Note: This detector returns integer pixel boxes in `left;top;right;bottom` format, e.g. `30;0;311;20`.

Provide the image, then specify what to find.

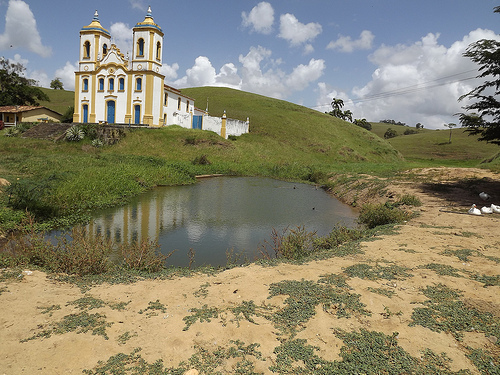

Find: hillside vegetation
370;122;500;167
2;86;499;231
38;87;74;115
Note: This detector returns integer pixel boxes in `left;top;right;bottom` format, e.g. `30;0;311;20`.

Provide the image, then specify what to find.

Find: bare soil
1;167;499;374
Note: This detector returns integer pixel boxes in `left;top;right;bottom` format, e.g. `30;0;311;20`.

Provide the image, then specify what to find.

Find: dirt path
1;168;499;374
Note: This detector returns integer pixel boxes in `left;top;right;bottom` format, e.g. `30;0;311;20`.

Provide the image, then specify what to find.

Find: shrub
358;203;412;229
65;125;85;141
91;139;103;148
314;226;364;250
119;239;171;272
6;176;58;219
2;221;112;276
192;154;211;165
263;226;317;260
5;122;35;137
403;128;418;135
396;194;422;207
384;128;398;139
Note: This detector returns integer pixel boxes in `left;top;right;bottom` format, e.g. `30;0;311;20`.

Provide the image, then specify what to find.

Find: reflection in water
85;177;358;267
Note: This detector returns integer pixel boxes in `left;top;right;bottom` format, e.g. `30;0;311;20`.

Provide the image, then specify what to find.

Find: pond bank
1;167;499;374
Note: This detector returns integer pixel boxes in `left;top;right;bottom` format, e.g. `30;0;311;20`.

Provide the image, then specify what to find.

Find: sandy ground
0;168;499;374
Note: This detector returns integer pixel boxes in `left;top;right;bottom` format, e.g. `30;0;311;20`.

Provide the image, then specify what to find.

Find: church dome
81;10;111;36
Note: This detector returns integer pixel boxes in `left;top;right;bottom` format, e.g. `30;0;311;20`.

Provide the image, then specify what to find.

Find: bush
314;226;364;250
1;218;112;275
396;194;422;207
262;226;317;260
192;154;211;165
6;176;58;219
403;128;418;135
119;239;171;272
91;139;103;148
65;125;85;141
5;122;36;137
384;128;398;139
358;203;412;229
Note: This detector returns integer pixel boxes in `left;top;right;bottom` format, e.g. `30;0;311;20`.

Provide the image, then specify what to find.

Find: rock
184;370;199;375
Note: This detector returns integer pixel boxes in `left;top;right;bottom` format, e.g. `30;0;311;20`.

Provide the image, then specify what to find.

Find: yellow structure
0;106;62;125
73;7;167;126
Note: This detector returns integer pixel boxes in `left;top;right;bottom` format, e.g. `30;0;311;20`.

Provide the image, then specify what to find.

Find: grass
2;87;499;235
410;284;500;343
370;122;500;164
267;276;370;336
270;330;471;375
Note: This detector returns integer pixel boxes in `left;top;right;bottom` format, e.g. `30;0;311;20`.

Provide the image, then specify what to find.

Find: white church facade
73;8;249;138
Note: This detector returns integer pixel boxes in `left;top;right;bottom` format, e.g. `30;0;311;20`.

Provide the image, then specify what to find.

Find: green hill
370;122;499;164
180;87;401;165
32;86;500;168
38;87;74;115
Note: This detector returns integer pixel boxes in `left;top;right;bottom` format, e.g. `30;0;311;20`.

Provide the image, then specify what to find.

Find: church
73;7;204;129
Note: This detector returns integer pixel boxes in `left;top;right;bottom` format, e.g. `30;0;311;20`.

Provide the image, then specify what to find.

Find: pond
82;177;358;267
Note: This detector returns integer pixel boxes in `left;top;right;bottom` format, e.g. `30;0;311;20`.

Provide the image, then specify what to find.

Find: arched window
137;38;144;56
98;78;104;91
186;100;190;112
164;93;168;106
119;78;125;91
135;77;142;91
108;78;114;91
177;97;181;110
102;44;108;55
83;41;90;58
156;41;161;60
82;78;88;91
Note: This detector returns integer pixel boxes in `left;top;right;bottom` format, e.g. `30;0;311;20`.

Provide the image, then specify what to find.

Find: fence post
221;110;227;139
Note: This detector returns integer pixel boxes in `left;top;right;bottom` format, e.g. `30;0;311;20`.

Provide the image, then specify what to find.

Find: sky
0;0;498;129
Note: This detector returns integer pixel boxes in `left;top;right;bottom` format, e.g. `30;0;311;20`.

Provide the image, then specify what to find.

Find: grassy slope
370;122;500;168
181;87;401;165
0;87;403;223
38;87;74;115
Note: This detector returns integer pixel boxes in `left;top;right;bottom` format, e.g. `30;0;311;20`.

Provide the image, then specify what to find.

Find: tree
50;77;64;90
458;6;500;145
415;123;424;129
61;106;74;123
384;128;397;139
327;97;345;118
342;109;353;122
354;118;372;131
0;57;49;106
444;123;456;143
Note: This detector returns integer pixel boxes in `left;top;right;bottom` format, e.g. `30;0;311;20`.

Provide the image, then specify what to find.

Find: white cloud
242;2;274;35
129;0;147;11
324;29;500;129
172;46;324;100
0;0;51;57
7;54;51;87
54;61;78;91
327;30;375;53
286;59;325;92
109;22;133;55
161;62;180;82
278;13;322;49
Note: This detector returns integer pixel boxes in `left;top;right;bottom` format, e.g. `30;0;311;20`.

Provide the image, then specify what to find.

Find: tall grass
0;216;169;275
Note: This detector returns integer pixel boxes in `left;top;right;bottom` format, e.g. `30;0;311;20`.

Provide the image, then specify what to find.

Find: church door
134;105;141;124
82;104;88;123
107;100;115;123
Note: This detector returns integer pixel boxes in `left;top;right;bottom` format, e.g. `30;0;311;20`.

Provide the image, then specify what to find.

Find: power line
311;68;479;110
